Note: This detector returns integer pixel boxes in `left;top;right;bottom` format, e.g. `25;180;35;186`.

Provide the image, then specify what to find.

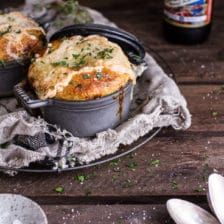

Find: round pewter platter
0;47;175;173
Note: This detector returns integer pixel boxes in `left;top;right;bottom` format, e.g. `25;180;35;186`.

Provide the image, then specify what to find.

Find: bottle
163;0;213;44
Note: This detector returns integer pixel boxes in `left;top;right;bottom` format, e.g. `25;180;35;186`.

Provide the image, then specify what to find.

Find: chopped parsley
82;74;91;79
96;48;114;59
51;61;68;67
96;72;103;80
75;174;88;183
110;159;119;166
0;25;12;36
150;159;160;167
171;181;178;190
122;179;132;188
212;111;218;117
127;161;138;170
194;186;205;193
54;186;64;193
72;53;80;59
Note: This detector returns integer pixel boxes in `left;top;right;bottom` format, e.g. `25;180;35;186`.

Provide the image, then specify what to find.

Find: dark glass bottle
163;0;213;44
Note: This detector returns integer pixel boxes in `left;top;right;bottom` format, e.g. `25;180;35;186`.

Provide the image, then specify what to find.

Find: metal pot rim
14;81;133;110
0;58;30;70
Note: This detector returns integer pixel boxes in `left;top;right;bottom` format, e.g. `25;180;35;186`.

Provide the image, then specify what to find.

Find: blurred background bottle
163;0;213;44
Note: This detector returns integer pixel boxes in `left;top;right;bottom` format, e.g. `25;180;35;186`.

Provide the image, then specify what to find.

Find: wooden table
0;0;224;223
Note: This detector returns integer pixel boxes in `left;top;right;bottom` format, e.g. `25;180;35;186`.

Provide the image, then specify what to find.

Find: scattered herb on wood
127;161;138;170
72;54;86;68
110;159;119;166
76;174;88;183
96;48;114;59
122;179;132;188
54;186;64;193
171;180;178;190
194;186;205;193
112;175;118;181
212;111;218;117
150;159;160;167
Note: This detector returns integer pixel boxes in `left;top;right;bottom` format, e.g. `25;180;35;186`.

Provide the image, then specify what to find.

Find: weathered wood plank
43;203;211;224
43;204;174;224
0;134;223;199
180;85;224;132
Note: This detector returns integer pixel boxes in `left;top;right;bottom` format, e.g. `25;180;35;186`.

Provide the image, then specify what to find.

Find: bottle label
164;0;213;28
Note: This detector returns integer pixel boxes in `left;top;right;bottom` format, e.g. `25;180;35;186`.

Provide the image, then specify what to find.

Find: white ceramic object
167;199;219;224
208;173;224;224
0;194;48;224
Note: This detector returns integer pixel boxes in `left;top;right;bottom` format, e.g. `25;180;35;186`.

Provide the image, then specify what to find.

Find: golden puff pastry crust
0;12;46;62
28;35;135;101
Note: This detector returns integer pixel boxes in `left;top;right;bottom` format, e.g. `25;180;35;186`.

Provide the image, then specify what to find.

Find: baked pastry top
0;12;46;62
28;35;136;101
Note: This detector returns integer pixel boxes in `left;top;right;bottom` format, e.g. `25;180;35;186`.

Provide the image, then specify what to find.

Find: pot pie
0;12;46;62
28;35;136;101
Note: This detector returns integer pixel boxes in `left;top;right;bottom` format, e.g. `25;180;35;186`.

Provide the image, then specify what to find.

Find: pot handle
14;82;51;110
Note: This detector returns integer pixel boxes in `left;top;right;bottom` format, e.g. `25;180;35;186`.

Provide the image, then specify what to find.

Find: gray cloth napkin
0;8;191;174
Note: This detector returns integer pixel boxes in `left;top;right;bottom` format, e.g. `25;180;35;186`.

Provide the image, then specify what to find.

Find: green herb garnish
54;186;64;193
51;61;68;67
96;72;103;80
194;186;205;193
0;25;12;36
171;181;178;190
72;54;87;68
122;179;132;188
212;111;218;117
150;159;160;167
76;174;88;183
82;74;91;79
96;48;114;59
110;159;119;166
72;53;80;59
127;162;138;170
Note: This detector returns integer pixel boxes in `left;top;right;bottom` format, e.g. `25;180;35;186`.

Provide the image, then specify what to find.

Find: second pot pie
28;35;136;101
0;12;46;62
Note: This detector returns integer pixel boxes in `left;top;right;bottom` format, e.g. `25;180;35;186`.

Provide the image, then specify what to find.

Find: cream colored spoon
208;173;224;224
167;199;219;224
